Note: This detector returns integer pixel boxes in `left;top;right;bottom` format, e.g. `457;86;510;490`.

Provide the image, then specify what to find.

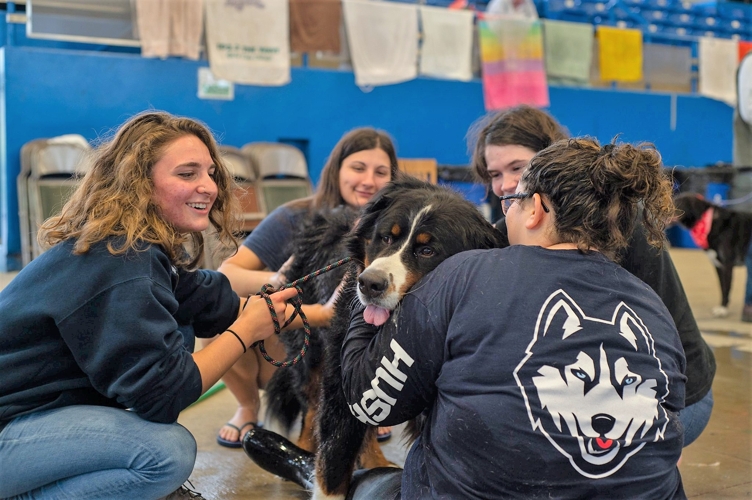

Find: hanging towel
419;5;474;82
643;43;691;89
597;26;642;82
478;16;549;111
136;0;204;60
485;0;539;20
342;0;418;87
739;40;752;62
698;37;738;106
205;0;291;86
542;19;593;83
289;0;341;53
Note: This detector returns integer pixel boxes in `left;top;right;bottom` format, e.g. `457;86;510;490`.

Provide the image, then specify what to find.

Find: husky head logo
513;290;670;479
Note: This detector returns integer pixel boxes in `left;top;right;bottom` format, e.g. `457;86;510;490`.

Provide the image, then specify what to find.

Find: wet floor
2;247;750;498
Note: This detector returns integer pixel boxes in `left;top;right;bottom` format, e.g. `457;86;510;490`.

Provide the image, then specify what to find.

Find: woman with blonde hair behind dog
0;111;297;499
340;137;686;498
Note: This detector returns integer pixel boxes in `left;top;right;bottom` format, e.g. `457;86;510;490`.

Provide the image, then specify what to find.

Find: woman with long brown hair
0;111;296;499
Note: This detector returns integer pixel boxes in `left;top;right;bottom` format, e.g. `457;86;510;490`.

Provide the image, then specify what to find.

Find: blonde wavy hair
38;111;240;268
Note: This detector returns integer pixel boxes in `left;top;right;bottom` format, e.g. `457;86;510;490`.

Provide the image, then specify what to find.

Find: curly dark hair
521;137;674;260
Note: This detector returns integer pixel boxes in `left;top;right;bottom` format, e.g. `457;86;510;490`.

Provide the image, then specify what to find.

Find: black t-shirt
342;247;687;499
496;218;715;405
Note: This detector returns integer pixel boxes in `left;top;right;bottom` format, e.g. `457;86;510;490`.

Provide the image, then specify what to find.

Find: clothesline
134;0;743;111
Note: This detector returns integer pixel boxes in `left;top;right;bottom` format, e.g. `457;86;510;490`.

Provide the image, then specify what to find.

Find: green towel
543;19;594;83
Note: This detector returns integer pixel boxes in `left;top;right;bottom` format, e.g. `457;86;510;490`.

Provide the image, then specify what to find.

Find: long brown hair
39;111;240;268
469;105;568;185
290;127;399;211
522;138;674;260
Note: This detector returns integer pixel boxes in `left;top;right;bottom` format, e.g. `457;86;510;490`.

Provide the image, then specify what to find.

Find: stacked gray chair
221;145;266;233
18;134;92;266
241;142;313;214
200;145;268;270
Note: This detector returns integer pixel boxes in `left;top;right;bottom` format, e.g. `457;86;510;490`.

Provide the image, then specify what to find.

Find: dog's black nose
591;413;615;435
358;270;389;299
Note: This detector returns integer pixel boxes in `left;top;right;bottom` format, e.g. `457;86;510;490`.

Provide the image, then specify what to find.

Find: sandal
217;421;259;448
376;426;392;443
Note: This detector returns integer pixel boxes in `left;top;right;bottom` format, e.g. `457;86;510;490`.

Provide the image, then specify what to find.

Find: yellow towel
597;26;643;83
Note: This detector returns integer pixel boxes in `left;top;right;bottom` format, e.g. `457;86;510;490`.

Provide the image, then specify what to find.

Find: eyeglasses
499;193;550;216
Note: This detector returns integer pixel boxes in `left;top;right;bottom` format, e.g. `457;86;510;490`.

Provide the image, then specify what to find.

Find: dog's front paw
711;306;729;318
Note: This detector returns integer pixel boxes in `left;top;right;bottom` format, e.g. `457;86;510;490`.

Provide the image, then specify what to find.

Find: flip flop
217;421;260;448
376;427;392;443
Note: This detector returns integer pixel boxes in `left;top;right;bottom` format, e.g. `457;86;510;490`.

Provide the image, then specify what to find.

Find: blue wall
0;44;734;270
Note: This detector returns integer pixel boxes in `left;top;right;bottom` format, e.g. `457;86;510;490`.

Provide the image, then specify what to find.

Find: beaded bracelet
226;328;247;354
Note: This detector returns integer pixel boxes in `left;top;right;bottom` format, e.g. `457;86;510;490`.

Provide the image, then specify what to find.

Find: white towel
205;0;291;86
419;6;474;82
135;0;203;60
698;37;739;107
343;0;418;87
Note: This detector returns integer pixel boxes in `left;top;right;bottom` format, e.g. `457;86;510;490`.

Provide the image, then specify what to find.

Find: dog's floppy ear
346;180;402;264
459;206;509;249
352;178;417;239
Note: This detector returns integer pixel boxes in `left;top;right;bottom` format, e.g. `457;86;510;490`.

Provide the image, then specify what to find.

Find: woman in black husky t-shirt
342;137;686;499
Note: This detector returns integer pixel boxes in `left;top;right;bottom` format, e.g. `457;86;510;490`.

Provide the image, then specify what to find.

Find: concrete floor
2;247;750;498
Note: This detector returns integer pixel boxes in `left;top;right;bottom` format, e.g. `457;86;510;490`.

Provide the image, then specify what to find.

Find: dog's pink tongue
364;305;391;326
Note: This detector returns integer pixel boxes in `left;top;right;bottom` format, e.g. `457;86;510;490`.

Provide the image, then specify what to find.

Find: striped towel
478;16;549;111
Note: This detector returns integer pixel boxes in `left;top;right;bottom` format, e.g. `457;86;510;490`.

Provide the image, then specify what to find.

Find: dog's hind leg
296;369;322;453
715;263;735;313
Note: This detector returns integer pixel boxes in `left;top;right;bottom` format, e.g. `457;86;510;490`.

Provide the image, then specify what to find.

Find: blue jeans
679;389;714;447
0;405;196;499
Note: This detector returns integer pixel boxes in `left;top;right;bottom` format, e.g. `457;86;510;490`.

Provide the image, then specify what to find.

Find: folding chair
199;146;268;270
221;145;266;233
18;135;92;266
241;142;313;213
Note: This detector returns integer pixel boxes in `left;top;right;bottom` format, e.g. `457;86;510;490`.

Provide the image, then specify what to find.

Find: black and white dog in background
673;192;752;317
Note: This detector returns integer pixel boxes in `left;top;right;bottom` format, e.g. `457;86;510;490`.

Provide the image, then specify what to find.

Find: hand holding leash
251;256;351;368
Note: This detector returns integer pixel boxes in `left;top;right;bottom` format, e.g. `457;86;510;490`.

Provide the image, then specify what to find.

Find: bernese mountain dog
243;176;507;499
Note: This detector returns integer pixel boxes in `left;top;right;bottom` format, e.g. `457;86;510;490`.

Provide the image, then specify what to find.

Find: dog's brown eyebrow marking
416;233;431;244
391;224;401;237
